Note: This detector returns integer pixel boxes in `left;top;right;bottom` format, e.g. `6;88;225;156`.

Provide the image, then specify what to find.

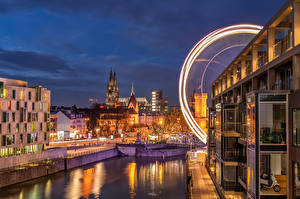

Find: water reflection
0;156;186;199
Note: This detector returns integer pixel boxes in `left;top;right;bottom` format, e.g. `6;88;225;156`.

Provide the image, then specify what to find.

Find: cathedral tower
105;68;119;106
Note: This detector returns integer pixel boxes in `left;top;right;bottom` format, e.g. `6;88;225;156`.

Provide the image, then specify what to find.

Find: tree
164;109;190;134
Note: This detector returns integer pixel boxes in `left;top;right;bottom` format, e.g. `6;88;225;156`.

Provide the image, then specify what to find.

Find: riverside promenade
186;151;219;199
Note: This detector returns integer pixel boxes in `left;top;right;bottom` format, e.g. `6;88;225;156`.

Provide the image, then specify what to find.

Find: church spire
131;83;135;96
109;68;113;81
113;71;116;82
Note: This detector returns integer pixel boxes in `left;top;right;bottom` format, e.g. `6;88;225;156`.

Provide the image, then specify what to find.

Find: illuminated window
8;101;11;110
31;123;34;132
20;90;24;100
40;102;43;111
12;90;16;99
44;93;47;100
3;89;7;99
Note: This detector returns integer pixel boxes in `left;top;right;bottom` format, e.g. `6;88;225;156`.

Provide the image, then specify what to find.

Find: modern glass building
0;78;51;169
207;0;300;198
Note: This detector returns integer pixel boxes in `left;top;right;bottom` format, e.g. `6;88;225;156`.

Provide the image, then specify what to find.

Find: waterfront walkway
187;152;219;199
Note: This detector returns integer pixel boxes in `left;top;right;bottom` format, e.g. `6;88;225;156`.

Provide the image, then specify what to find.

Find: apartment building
208;1;300;198
0;78;50;167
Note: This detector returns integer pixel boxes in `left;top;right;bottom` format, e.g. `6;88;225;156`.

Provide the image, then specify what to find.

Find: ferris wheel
179;24;263;144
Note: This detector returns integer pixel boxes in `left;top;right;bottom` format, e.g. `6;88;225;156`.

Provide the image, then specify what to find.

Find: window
27;134;33;144
28;91;31;100
20;90;24;100
0;124;2;133
20;134;23;143
32;102;35;110
16;101;19;110
16;123;19;133
44;132;47;141
24;123;27;132
40;123;43;131
294;162;300;198
260;153;287;195
259;103;286;144
2;112;6;122
40;102;43;111
8;101;11;110
12;112;15;122
8;124;11;133
12;90;16;99
24;102;27;108
293;109;300;147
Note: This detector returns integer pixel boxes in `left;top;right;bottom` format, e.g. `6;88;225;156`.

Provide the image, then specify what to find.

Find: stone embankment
117;144;188;157
0;147;118;189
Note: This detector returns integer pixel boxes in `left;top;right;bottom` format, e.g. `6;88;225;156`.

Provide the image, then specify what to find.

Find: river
0;156;187;199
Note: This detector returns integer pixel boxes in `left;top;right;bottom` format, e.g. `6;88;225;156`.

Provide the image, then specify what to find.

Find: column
252;45;258;72
268;28;275;61
268;68;275;90
227;71;231;88
294;1;300;46
293;55;300;90
241;57;246;79
233;65;237;84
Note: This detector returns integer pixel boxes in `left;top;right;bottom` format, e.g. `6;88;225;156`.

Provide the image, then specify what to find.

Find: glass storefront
260;153;286;195
293;109;300;146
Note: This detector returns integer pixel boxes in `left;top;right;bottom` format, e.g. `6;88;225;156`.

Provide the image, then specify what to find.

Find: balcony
223;150;241;161
222;181;242;191
274;30;292;58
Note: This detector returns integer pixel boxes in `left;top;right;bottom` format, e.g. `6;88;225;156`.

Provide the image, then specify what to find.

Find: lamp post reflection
65;169;83;199
92;163;106;197
128;162;137;198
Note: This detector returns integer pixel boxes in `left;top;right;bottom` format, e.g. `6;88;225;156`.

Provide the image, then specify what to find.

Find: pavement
187;156;219;199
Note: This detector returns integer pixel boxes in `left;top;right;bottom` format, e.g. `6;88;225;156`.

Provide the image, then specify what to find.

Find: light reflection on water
0;156;187;199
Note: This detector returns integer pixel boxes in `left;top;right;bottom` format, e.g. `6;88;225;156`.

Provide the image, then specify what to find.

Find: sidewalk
187;152;219;199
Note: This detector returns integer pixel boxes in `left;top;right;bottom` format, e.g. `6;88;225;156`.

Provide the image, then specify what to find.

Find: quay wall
65;148;119;169
136;148;188;158
0;158;65;188
117;146;136;156
0;148;118;189
0;148;67;170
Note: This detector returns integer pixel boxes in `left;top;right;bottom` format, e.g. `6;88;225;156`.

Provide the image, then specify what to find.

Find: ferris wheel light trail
179;24;263;144
200;43;246;93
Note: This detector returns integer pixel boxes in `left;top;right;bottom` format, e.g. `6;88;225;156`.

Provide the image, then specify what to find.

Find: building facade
208;1;300;198
105;69;119;106
50;106;88;141
151;90;169;114
0;78;50;165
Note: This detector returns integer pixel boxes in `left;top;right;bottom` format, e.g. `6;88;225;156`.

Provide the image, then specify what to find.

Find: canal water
0;156;187;199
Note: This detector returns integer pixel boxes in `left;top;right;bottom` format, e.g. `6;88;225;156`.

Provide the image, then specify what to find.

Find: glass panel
295;162;300;198
224;109;237;131
293;109;300;146
247;148;256;198
260;153;286;195
259;103;286;144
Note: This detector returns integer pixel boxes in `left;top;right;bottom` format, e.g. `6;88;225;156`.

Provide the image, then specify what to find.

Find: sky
0;0;286;107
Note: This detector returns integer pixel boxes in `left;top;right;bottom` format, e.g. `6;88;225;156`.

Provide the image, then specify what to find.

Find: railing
222;181;241;191
274;32;292;58
223;150;241;161
258;52;267;68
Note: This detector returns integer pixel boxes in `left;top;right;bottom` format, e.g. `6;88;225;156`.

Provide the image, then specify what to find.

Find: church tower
105;68;119;106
